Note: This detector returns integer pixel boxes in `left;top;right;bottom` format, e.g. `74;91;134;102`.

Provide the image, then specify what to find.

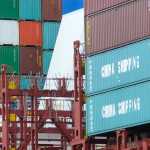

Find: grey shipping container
20;47;42;75
85;0;150;55
85;0;128;16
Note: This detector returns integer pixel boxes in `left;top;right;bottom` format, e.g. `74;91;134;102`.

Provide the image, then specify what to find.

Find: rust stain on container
85;0;128;15
42;0;62;21
85;0;150;55
19;21;42;46
20;47;42;75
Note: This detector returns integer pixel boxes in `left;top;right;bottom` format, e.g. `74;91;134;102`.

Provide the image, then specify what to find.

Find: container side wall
86;39;150;95
86;81;150;136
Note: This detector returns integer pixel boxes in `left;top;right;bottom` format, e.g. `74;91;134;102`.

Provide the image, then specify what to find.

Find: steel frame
1;41;150;150
0;65;73;150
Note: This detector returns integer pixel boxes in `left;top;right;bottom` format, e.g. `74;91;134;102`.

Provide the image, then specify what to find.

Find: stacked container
85;0;150;136
0;0;62;89
42;0;61;75
19;0;42;89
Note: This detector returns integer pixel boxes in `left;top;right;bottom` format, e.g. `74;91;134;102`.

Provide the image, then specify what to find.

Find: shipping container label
101;97;140;119
86;81;150;136
101;56;140;78
86;39;150;95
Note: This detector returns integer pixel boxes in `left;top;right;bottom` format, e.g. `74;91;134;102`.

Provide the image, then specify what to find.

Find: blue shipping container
43;50;53;75
43;22;60;49
19;0;41;20
86;39;150;96
20;76;32;89
86;81;150;136
20;76;45;90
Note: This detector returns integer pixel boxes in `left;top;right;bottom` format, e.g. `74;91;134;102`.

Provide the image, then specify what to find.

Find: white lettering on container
100;56;140;78
101;97;140;119
101;63;115;78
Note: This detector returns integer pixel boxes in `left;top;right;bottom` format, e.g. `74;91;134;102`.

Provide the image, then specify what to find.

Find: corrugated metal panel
42;0;62;21
0;46;19;74
0;20;19;45
0;0;19;19
20;47;42;75
85;0;128;16
19;0;41;21
19;21;42;46
85;0;150;55
86;81;150;136
86;39;150;96
43;50;53;75
62;0;83;14
43;22;60;49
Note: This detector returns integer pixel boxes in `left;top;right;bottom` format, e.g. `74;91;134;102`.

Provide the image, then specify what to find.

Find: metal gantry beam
0;64;75;150
70;41;89;150
1;44;150;150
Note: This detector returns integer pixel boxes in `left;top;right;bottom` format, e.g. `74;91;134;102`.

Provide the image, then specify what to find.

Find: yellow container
10;148;16;150
9;113;17;122
10;96;17;101
8;81;17;90
27;111;32;116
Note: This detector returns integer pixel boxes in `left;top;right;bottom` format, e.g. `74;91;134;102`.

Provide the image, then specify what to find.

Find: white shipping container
0;20;19;45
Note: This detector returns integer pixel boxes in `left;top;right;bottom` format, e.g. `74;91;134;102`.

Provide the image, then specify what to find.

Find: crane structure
0;40;87;150
1;41;150;150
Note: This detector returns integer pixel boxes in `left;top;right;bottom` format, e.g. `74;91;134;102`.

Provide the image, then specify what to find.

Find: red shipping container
42;0;62;21
19;21;42;46
85;0;150;55
85;0;129;15
20;47;42;75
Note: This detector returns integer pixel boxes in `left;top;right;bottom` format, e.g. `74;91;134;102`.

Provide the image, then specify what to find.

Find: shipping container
86;39;150;96
0;76;19;100
19;21;42;46
43;22;60;49
0;20;19;45
85;0;128;16
37;77;45;89
19;0;41;21
20;76;44;89
20;47;42;75
43;50;53;75
20;76;32;89
42;0;62;21
10;101;19;110
85;0;150;55
0;0;19;19
0;46;19;74
86;81;150;136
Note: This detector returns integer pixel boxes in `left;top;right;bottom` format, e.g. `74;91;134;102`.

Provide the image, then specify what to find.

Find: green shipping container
0;0;19;19
0;46;19;74
86;81;150;136
43;50;53;75
86;38;150;96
